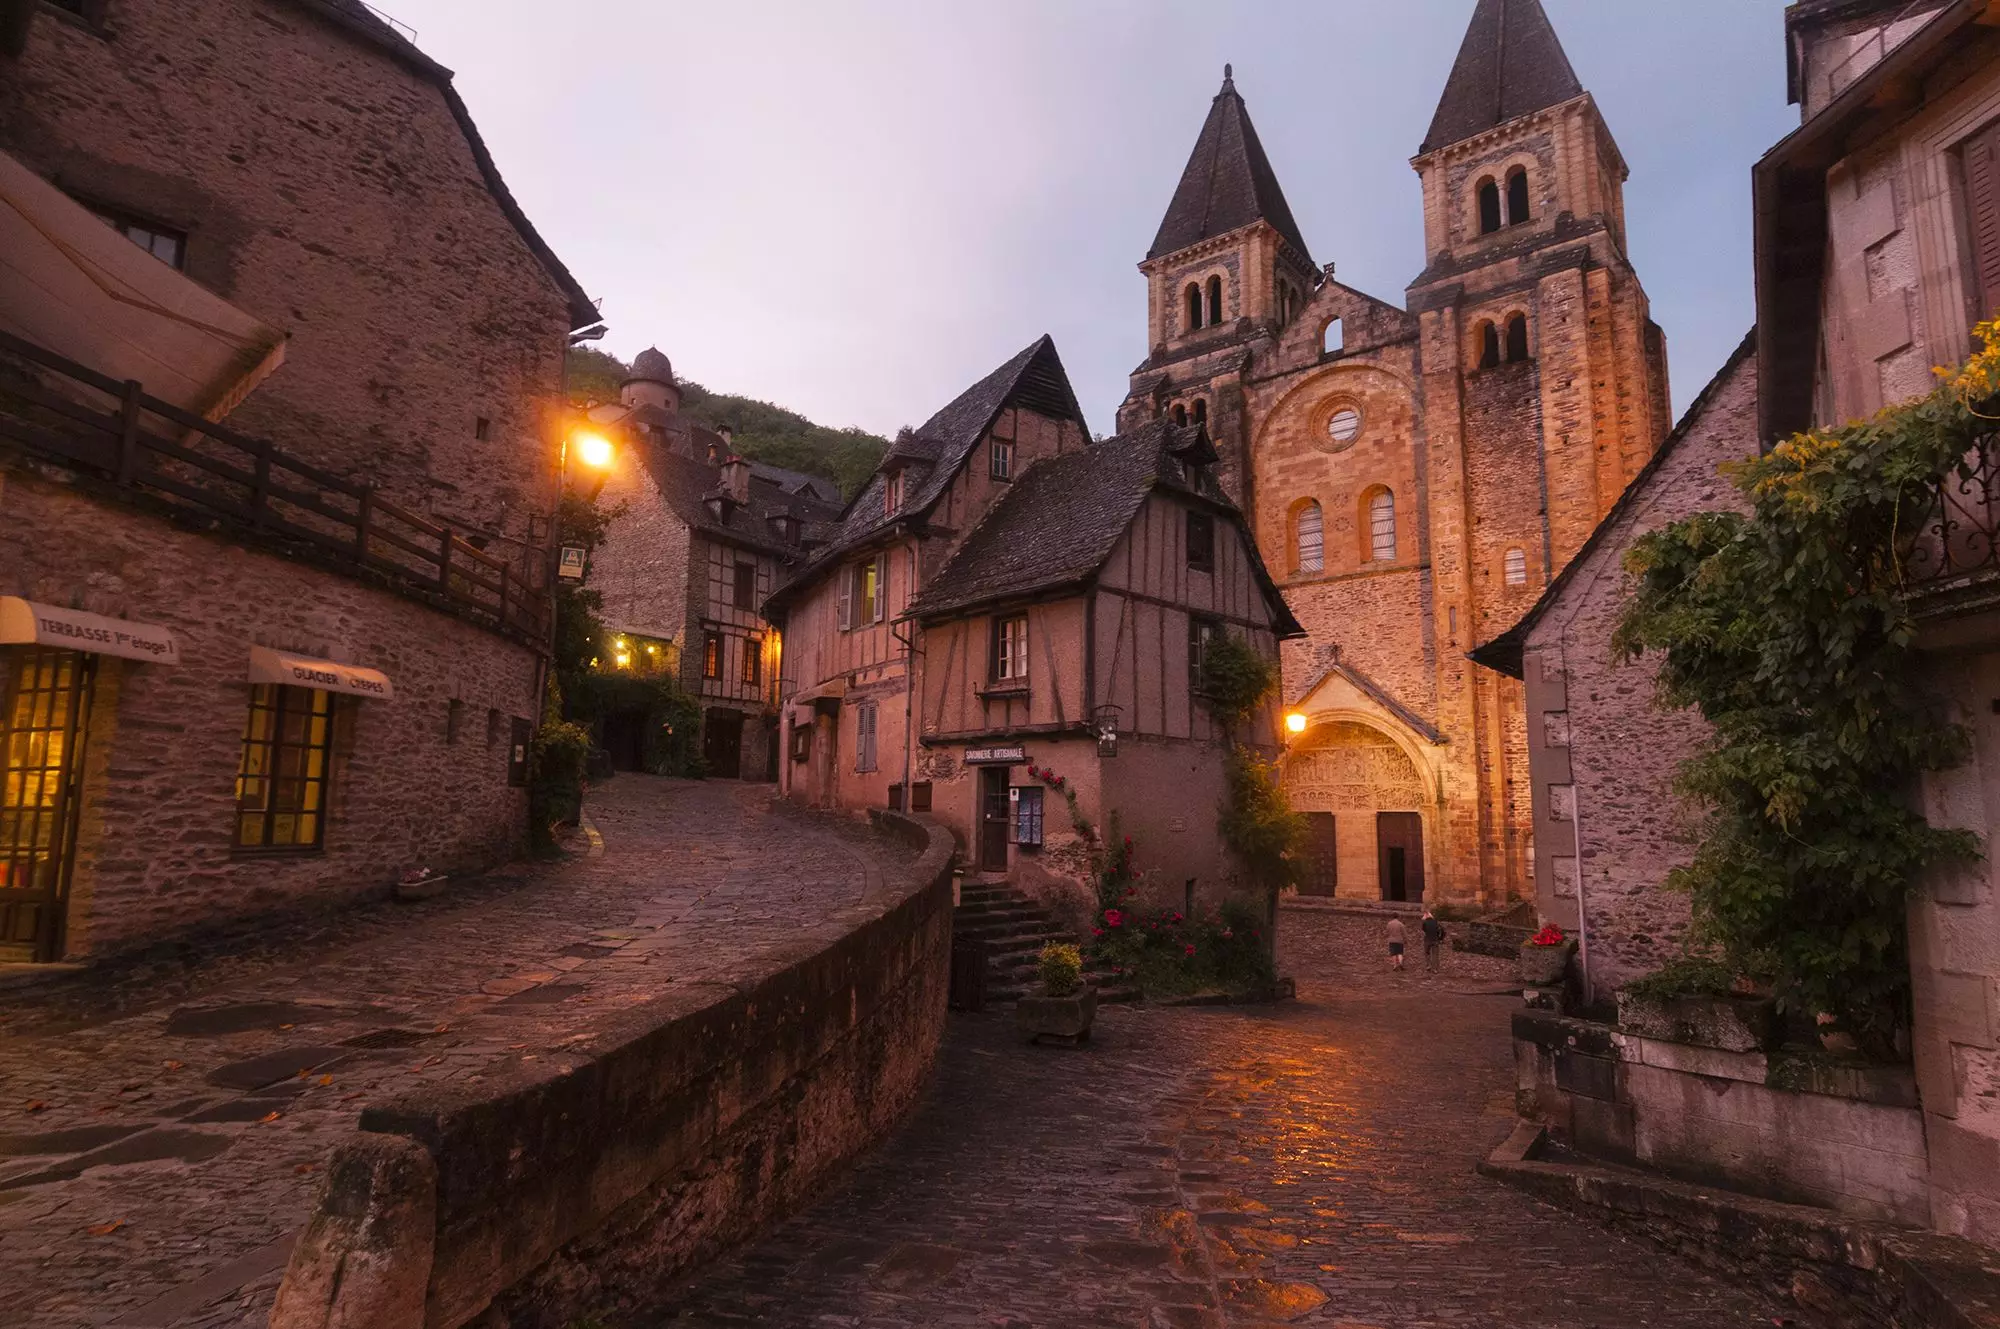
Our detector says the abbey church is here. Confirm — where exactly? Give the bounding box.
[1118,0,1671,907]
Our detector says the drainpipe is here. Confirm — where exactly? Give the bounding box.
[1557,640,1595,1007]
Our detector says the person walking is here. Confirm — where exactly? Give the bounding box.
[1421,909,1445,972]
[1385,915,1406,970]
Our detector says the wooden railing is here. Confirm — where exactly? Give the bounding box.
[0,329,549,646]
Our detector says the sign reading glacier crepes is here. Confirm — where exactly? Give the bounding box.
[0,597,180,664]
[247,646,394,700]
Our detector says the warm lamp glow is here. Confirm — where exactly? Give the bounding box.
[614,652,631,668]
[1285,712,1308,735]
[573,431,615,469]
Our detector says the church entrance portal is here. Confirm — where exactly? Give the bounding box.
[1283,721,1428,903]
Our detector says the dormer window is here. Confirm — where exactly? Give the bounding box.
[885,468,906,515]
[990,435,1014,480]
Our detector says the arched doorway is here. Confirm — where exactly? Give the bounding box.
[1283,720,1429,902]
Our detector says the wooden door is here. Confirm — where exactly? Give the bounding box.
[1301,812,1337,897]
[1377,811,1424,903]
[979,767,1011,872]
[0,647,96,963]
[703,708,743,780]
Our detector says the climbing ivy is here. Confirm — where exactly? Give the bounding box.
[1612,327,2000,1056]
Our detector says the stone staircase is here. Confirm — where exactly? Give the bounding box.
[953,877,1140,1006]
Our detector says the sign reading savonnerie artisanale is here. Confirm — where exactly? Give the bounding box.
[0,598,181,664]
[963,746,1026,765]
[248,646,396,700]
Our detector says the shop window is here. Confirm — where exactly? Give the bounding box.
[1368,489,1397,562]
[1,647,98,959]
[1015,785,1045,847]
[1296,500,1324,573]
[1507,167,1531,226]
[1186,510,1215,572]
[992,614,1029,682]
[1505,547,1528,585]
[235,685,335,851]
[991,435,1013,480]
[733,560,757,610]
[703,633,721,679]
[855,702,878,773]
[1478,178,1503,235]
[1207,275,1224,325]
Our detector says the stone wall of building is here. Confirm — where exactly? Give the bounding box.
[1,0,575,555]
[1518,344,1758,993]
[1,465,539,959]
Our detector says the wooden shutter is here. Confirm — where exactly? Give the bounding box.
[837,565,853,630]
[874,554,889,623]
[1965,120,2000,321]
[988,616,1003,680]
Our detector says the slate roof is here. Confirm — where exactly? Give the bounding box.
[763,336,1088,616]
[908,420,1304,638]
[1468,330,1758,680]
[627,347,674,385]
[1421,0,1586,155]
[285,1,599,330]
[637,444,841,560]
[748,462,841,505]
[1149,68,1313,265]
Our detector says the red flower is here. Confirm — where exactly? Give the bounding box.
[1184,944,1197,957]
[1104,909,1124,928]
[1222,929,1234,939]
[1123,836,1133,849]
[1171,912,1183,924]
[1124,887,1137,899]
[1531,924,1567,947]
[1091,927,1104,938]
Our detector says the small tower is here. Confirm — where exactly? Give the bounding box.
[1120,66,1317,511]
[620,346,682,415]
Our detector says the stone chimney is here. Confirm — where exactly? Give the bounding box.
[721,455,751,504]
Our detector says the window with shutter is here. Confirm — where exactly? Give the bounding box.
[1962,120,2000,322]
[855,703,878,773]
[837,565,853,630]
[874,554,889,623]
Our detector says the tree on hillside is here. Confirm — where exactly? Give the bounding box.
[564,347,885,500]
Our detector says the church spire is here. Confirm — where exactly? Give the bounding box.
[1148,66,1313,266]
[1421,0,1584,155]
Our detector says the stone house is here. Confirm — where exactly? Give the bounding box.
[764,339,1299,912]
[1118,0,1671,909]
[583,348,842,779]
[1469,333,1760,995]
[0,0,596,964]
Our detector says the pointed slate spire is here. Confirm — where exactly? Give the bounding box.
[1421,0,1585,155]
[1148,66,1313,265]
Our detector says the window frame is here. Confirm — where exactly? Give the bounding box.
[741,635,762,686]
[1186,510,1216,573]
[732,559,757,611]
[233,684,337,853]
[991,613,1030,684]
[702,632,722,680]
[1188,615,1222,694]
[1014,784,1046,848]
[89,202,186,270]
[854,701,878,773]
[884,468,906,514]
[1506,167,1531,227]
[1504,548,1529,586]
[1477,178,1503,235]
[1206,275,1223,326]
[1368,489,1397,563]
[1296,500,1325,574]
[990,435,1014,480]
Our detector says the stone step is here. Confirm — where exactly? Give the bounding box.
[952,918,1059,942]
[952,903,1046,923]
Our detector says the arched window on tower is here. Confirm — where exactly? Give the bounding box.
[1296,501,1324,574]
[1477,321,1501,370]
[1185,283,1203,332]
[1192,399,1208,427]
[1324,317,1344,356]
[1207,275,1224,326]
[1478,178,1503,235]
[1367,488,1397,562]
[1506,314,1530,363]
[1507,167,1531,227]
[1504,548,1528,586]
[1173,403,1188,427]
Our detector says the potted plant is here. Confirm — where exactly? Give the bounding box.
[1016,942,1097,1046]
[393,866,447,902]
[1518,923,1574,985]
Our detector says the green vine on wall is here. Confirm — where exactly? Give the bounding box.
[1612,327,2000,1056]
[1024,762,1095,842]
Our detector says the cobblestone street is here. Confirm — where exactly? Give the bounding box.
[0,777,904,1329]
[654,909,1791,1329]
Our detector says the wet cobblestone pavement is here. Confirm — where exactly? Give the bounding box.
[0,777,904,1329]
[651,910,1789,1329]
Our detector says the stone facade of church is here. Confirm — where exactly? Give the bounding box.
[1118,0,1670,907]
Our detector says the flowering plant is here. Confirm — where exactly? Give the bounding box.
[399,866,437,885]
[1024,762,1095,841]
[1085,891,1273,1000]
[1529,923,1567,947]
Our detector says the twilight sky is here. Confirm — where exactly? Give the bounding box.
[384,0,1800,440]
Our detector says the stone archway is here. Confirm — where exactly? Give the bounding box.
[1283,720,1430,902]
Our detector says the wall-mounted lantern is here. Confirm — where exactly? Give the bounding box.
[1094,703,1123,758]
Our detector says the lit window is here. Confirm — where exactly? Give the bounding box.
[991,436,1013,480]
[858,555,886,624]
[994,614,1029,682]
[1369,490,1397,562]
[1297,501,1324,573]
[703,633,721,679]
[93,208,186,270]
[742,636,761,685]
[235,686,335,850]
[1505,548,1528,586]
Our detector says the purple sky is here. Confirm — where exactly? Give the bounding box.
[383,0,1800,439]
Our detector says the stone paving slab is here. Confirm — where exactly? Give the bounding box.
[0,777,906,1329]
[650,912,1793,1329]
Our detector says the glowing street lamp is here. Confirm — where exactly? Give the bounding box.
[573,430,615,471]
[1285,711,1308,736]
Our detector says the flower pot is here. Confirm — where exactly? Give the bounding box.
[1016,988,1097,1046]
[394,875,448,903]
[1518,939,1573,986]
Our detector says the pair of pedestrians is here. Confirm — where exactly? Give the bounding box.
[1385,911,1446,971]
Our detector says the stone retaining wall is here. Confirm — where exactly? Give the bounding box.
[268,808,955,1329]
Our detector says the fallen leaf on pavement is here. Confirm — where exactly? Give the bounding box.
[279,1023,294,1030]
[318,1075,332,1086]
[85,1221,124,1236]
[257,1111,282,1124]
[294,1164,317,1175]
[162,1061,183,1072]
[24,1100,48,1113]
[433,1024,450,1033]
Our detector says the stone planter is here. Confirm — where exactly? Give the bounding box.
[1616,991,1771,1053]
[393,875,448,903]
[1015,987,1097,1046]
[1518,940,1574,986]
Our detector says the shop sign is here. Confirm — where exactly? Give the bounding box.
[248,646,395,699]
[557,545,587,582]
[964,745,1025,765]
[0,597,180,664]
